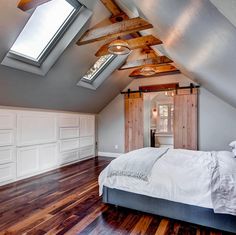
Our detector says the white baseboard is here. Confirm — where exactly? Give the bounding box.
[98,151,123,158]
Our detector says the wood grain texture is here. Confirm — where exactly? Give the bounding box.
[77,17,153,45]
[174,89,198,150]
[0,157,228,234]
[124,93,144,152]
[129,64,179,78]
[100,0,122,16]
[95,35,162,57]
[119,56,172,70]
[17,0,52,11]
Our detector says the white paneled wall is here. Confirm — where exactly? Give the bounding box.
[0,108,95,186]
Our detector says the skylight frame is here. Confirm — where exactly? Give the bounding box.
[8,0,82,67]
[82,54,116,84]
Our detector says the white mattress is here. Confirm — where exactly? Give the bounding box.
[99,148,215,209]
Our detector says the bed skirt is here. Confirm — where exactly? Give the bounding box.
[103,186,236,233]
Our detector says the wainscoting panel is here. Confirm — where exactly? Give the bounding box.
[0,130,14,147]
[59,128,80,140]
[0,147,15,165]
[39,143,58,171]
[59,150,79,165]
[17,112,57,146]
[0,107,95,186]
[80,136,94,148]
[59,139,80,152]
[80,115,95,137]
[58,114,79,128]
[0,163,16,184]
[17,146,39,178]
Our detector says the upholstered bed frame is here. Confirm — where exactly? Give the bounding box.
[103,186,236,233]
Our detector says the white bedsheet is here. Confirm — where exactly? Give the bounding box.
[99,148,216,209]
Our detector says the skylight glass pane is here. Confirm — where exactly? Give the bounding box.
[83,54,115,82]
[10,0,76,61]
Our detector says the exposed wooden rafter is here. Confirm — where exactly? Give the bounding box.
[100,0,122,16]
[120,56,173,70]
[100,0,129,23]
[77,17,153,45]
[95,35,162,57]
[129,64,180,78]
[17,0,52,11]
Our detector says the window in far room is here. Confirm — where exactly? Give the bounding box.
[157,104,174,134]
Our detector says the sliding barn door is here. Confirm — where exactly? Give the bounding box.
[125,93,144,152]
[174,89,198,150]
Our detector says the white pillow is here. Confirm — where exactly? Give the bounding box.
[229,141,236,157]
[232,149,236,157]
[217,151,236,169]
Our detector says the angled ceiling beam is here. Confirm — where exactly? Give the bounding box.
[95,35,162,57]
[17,0,52,11]
[129,64,179,78]
[100,0,122,16]
[77,17,153,45]
[119,56,173,70]
[100,0,129,23]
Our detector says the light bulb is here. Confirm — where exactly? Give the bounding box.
[116,45,121,50]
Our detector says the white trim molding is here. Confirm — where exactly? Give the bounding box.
[98,151,123,158]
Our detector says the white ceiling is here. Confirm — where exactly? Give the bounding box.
[126,0,236,108]
[0,0,236,112]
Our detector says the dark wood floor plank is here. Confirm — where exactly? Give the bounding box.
[0,157,227,235]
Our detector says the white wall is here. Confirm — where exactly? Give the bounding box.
[199,88,236,151]
[98,95,125,154]
[98,73,236,154]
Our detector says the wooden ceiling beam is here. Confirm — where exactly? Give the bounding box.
[129,64,179,78]
[17,0,52,11]
[100,0,129,23]
[100,0,122,16]
[77,17,153,46]
[119,56,173,70]
[95,35,162,57]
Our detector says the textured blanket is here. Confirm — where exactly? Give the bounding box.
[211,152,236,216]
[107,147,169,182]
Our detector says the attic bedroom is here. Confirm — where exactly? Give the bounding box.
[0,0,236,234]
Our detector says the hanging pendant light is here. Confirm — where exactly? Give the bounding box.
[139,51,156,76]
[108,37,130,55]
[140,65,156,76]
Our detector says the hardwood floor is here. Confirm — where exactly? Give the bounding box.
[0,157,231,235]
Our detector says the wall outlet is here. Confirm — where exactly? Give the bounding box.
[115,145,118,149]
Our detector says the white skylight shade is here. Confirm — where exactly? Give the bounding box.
[82,54,116,82]
[10,0,77,62]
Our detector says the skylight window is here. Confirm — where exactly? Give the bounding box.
[9,0,81,66]
[82,54,116,83]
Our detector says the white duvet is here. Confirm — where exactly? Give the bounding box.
[99,148,235,209]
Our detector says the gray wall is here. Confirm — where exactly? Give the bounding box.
[199,88,236,151]
[98,74,236,153]
[98,94,125,153]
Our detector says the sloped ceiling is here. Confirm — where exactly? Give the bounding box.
[0,0,133,113]
[126,0,236,108]
[1,0,236,112]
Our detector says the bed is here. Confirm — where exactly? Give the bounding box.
[99,147,236,233]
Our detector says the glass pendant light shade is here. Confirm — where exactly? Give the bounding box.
[108,39,130,55]
[140,65,156,76]
[139,50,157,76]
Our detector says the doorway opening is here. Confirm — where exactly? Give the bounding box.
[150,91,174,148]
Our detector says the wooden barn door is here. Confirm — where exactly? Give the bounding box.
[174,89,198,150]
[125,93,144,152]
